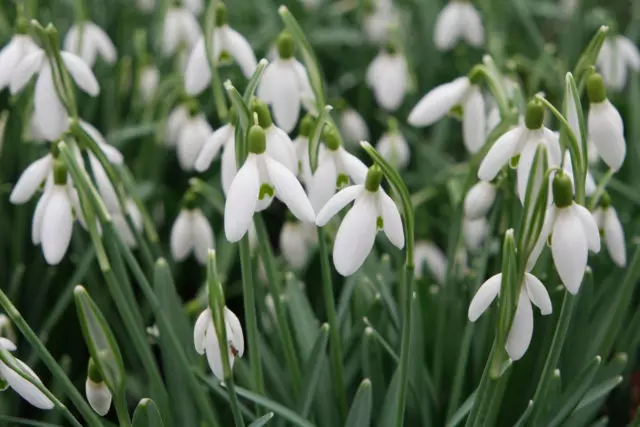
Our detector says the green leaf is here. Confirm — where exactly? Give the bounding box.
[344,379,372,427]
[574,375,623,413]
[445,391,476,427]
[248,412,274,427]
[243,59,269,104]
[131,398,164,427]
[296,323,330,417]
[224,80,251,132]
[308,106,333,172]
[511,400,534,427]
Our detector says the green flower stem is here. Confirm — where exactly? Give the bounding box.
[114,394,133,427]
[254,216,302,393]
[317,227,348,421]
[464,344,495,427]
[0,289,103,427]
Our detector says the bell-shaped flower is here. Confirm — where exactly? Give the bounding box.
[257,32,316,133]
[63,21,117,67]
[279,219,317,270]
[468,271,552,360]
[0,338,54,409]
[195,117,237,195]
[433,0,484,51]
[308,126,368,213]
[166,104,190,147]
[339,107,369,146]
[596,34,640,91]
[478,100,561,203]
[0,26,39,91]
[293,115,314,186]
[138,64,159,104]
[586,73,626,171]
[10,48,99,141]
[112,199,144,248]
[363,0,398,43]
[464,181,496,220]
[193,306,244,381]
[408,74,486,154]
[592,193,626,267]
[162,7,201,57]
[366,46,407,112]
[224,125,315,242]
[527,173,600,294]
[85,358,112,416]
[177,110,213,171]
[316,165,404,276]
[376,127,410,170]
[413,240,447,285]
[463,216,488,253]
[184,4,256,95]
[170,201,214,264]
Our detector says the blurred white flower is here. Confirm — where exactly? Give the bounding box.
[162,7,201,57]
[593,200,626,268]
[177,113,213,171]
[366,48,407,111]
[194,307,244,381]
[170,207,214,264]
[137,0,156,12]
[195,122,237,195]
[463,216,488,253]
[0,33,39,90]
[279,220,317,270]
[138,65,159,104]
[64,21,117,67]
[112,200,143,248]
[339,108,369,146]
[413,241,447,285]
[363,0,398,44]
[464,181,496,220]
[375,130,410,170]
[166,104,190,147]
[596,35,640,91]
[182,0,204,15]
[434,0,484,51]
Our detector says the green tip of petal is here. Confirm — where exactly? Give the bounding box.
[276,31,295,59]
[525,100,545,130]
[323,126,341,151]
[586,73,606,103]
[53,159,68,185]
[552,172,573,208]
[365,165,383,192]
[215,3,228,27]
[248,125,267,154]
[250,99,273,128]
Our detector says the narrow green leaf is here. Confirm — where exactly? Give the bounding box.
[243,59,269,104]
[307,106,333,172]
[446,391,476,427]
[131,398,164,427]
[224,80,251,132]
[248,413,274,427]
[574,375,623,413]
[296,324,330,417]
[344,379,372,427]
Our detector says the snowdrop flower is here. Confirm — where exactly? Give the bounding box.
[195,113,237,195]
[224,125,315,242]
[586,73,626,171]
[339,108,369,146]
[375,126,410,170]
[434,0,484,51]
[279,220,317,270]
[184,4,256,95]
[527,173,600,294]
[464,181,496,220]
[194,306,244,381]
[170,198,214,264]
[413,241,447,285]
[596,34,640,91]
[293,115,314,186]
[363,0,398,44]
[85,358,111,416]
[561,150,596,196]
[463,216,488,253]
[166,104,190,146]
[162,7,201,57]
[316,165,404,276]
[10,48,99,141]
[177,110,213,171]
[138,64,159,104]
[63,21,117,67]
[258,32,315,133]
[251,100,299,174]
[0,22,39,91]
[366,45,407,111]
[112,200,143,248]
[408,74,486,154]
[308,126,368,213]
[478,100,561,203]
[468,269,552,360]
[592,193,626,267]
[0,338,54,409]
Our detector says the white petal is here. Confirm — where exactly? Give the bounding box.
[434,3,464,51]
[527,206,556,270]
[478,126,524,181]
[10,155,52,204]
[463,217,488,252]
[162,10,180,55]
[588,101,626,171]
[266,157,315,223]
[618,36,640,71]
[505,289,533,361]
[468,273,502,321]
[375,133,410,170]
[223,27,257,78]
[224,306,244,357]
[41,187,73,265]
[0,38,20,89]
[85,379,112,416]
[224,156,260,242]
[90,155,119,213]
[170,210,192,261]
[379,191,404,248]
[315,185,364,226]
[89,24,117,64]
[221,138,237,196]
[370,54,407,111]
[604,207,626,267]
[80,120,124,164]
[10,49,45,94]
[266,126,297,173]
[339,109,369,144]
[572,204,600,253]
[0,338,17,351]
[0,359,54,410]
[516,138,543,205]
[32,184,53,245]
[61,52,100,96]
[177,117,211,171]
[257,61,278,103]
[280,222,311,269]
[463,181,496,220]
[551,208,588,294]
[463,86,486,153]
[261,62,300,133]
[195,124,232,172]
[413,241,447,284]
[338,148,368,185]
[193,309,211,355]
[461,3,484,47]
[332,195,378,276]
[204,322,225,381]
[184,38,211,96]
[308,157,338,213]
[524,273,552,315]
[292,60,316,114]
[33,64,68,141]
[191,209,214,264]
[408,77,471,127]
[166,106,189,146]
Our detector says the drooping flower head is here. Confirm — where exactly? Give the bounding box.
[339,107,370,147]
[170,192,215,264]
[176,103,213,171]
[413,240,447,285]
[162,6,201,57]
[63,21,117,68]
[433,0,484,51]
[85,358,112,416]
[0,18,38,91]
[362,0,399,44]
[366,43,408,112]
[464,180,496,220]
[375,120,410,170]
[279,217,317,270]
[195,108,238,195]
[592,192,626,268]
[596,34,640,91]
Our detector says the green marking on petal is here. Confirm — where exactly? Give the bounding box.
[376,216,384,230]
[509,154,520,169]
[449,104,464,120]
[219,50,233,64]
[336,173,349,189]
[259,183,275,200]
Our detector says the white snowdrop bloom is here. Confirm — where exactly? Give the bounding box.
[293,115,314,186]
[464,181,496,220]
[596,35,640,91]
[176,112,213,171]
[279,220,317,270]
[363,0,398,44]
[195,119,237,195]
[85,359,111,416]
[63,21,117,67]
[138,65,160,104]
[166,104,190,147]
[586,73,626,171]
[137,0,155,12]
[193,306,244,381]
[433,0,484,51]
[162,7,201,57]
[413,240,447,285]
[468,270,552,360]
[408,75,486,154]
[224,125,315,243]
[308,127,368,213]
[112,200,144,248]
[316,165,404,276]
[592,195,626,267]
[0,28,39,91]
[375,129,410,170]
[0,338,54,410]
[257,32,316,133]
[478,100,561,204]
[10,48,99,141]
[561,150,596,196]
[170,205,214,264]
[463,216,488,253]
[182,0,204,16]
[527,173,600,294]
[339,108,369,147]
[366,47,407,112]
[184,4,256,95]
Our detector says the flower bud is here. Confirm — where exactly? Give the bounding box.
[365,165,383,192]
[85,358,112,416]
[248,125,266,154]
[524,100,544,130]
[586,73,606,104]
[552,172,573,208]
